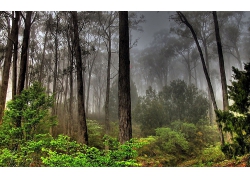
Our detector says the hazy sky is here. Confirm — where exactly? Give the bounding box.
[131,11,173,50]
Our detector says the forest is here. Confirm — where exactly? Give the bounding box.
[0,11,250,167]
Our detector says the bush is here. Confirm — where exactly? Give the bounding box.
[41,135,144,167]
[0,82,56,150]
[155,127,189,154]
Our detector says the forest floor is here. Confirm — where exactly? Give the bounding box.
[142,153,250,167]
[177,153,250,167]
[212,154,250,167]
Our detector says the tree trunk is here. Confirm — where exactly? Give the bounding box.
[118,11,132,144]
[235,45,243,70]
[86,52,97,118]
[202,38,214,125]
[105,29,111,134]
[0,11,20,122]
[72,11,88,145]
[66,24,74,136]
[17,11,32,95]
[212,11,229,112]
[14,11,32,147]
[12,11,20,99]
[176,11,225,146]
[38,30,48,84]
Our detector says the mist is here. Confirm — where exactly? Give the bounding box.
[0,11,250,168]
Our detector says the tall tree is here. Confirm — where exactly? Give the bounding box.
[212,11,229,112]
[12,11,20,99]
[0,11,20,122]
[175,11,225,145]
[118,11,132,144]
[98,11,118,134]
[17,11,33,96]
[71,11,88,145]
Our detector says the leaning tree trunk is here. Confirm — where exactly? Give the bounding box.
[0,11,20,122]
[176,11,225,146]
[202,38,214,125]
[212,11,229,112]
[71,11,88,145]
[118,11,132,144]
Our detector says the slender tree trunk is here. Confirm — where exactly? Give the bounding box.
[72,11,88,145]
[52,35,58,115]
[187,51,191,85]
[0,11,20,122]
[105,30,111,134]
[66,25,74,136]
[25,49,30,89]
[119,11,132,144]
[39,30,48,84]
[202,39,214,125]
[12,11,20,99]
[176,11,225,145]
[50,17,59,136]
[86,52,97,118]
[213,11,229,112]
[235,46,243,70]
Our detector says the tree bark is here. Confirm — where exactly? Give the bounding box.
[176,11,225,145]
[118,11,132,144]
[212,11,229,112]
[12,11,20,99]
[71,11,88,145]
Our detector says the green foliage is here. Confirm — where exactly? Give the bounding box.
[0,82,56,150]
[155,127,189,154]
[136,128,190,166]
[133,80,209,136]
[87,119,104,149]
[229,63,250,114]
[41,135,144,167]
[159,80,209,124]
[180,144,225,167]
[216,63,250,158]
[200,145,226,164]
[133,87,165,136]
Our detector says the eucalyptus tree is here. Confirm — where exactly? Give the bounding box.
[97,11,119,134]
[15,11,36,138]
[170,11,216,124]
[46,11,62,118]
[135,29,176,91]
[174,11,225,145]
[12,11,20,99]
[212,11,229,112]
[219,11,245,70]
[91,51,107,119]
[169,36,197,85]
[0,11,20,123]
[71,11,88,145]
[119,11,132,144]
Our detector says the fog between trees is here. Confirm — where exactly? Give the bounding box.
[0,11,250,166]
